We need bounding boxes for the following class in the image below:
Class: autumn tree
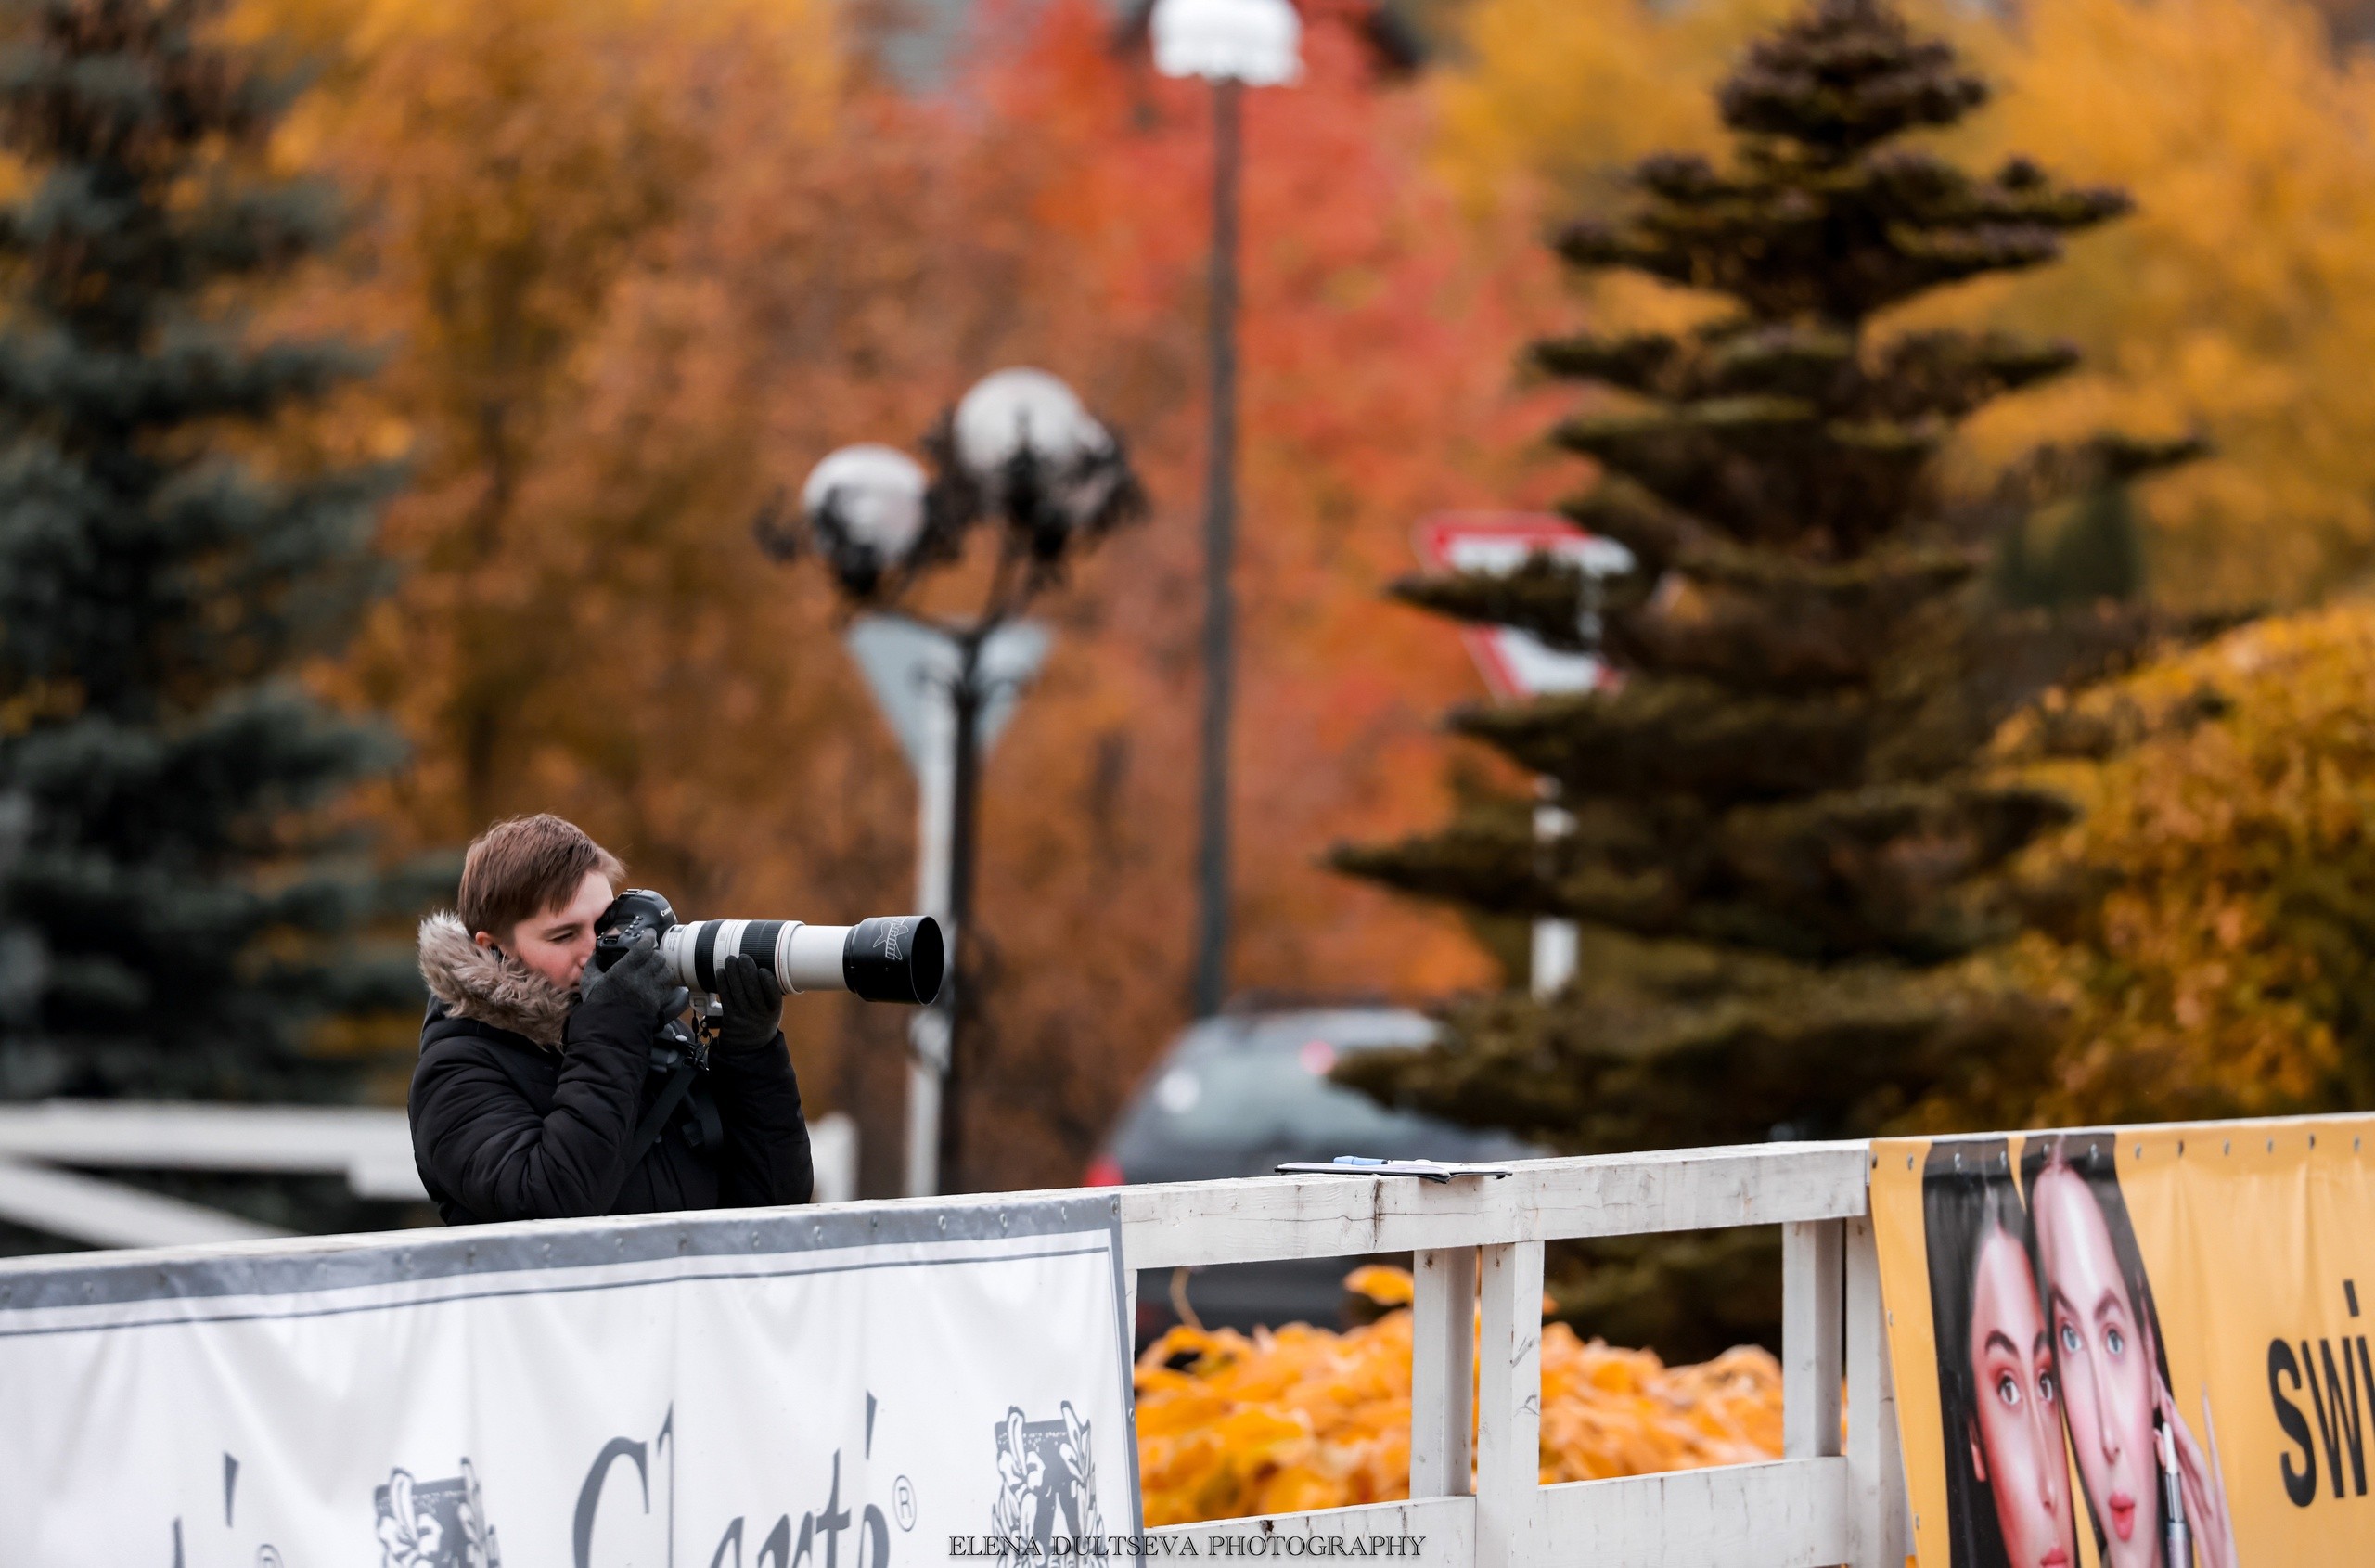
[1435,0,2375,613]
[1334,0,2192,1354]
[0,0,407,1101]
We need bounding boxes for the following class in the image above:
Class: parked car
[1085,1006,1537,1345]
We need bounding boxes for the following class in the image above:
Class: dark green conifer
[0,0,410,1104]
[1332,0,2196,1354]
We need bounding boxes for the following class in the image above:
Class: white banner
[0,1194,1140,1567]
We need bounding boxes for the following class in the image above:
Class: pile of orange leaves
[1135,1266,1783,1525]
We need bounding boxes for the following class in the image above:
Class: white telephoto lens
[780,922,850,994]
[659,924,700,991]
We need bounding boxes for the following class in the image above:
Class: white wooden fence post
[1783,1217,1844,1459]
[1473,1240,1543,1568]
[1844,1211,1909,1568]
[1410,1245,1478,1497]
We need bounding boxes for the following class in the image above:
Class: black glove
[577,934,678,1026]
[713,952,785,1053]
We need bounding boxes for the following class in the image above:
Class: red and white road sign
[1412,512,1632,699]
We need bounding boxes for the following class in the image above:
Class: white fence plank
[1472,1241,1544,1568]
[1409,1245,1477,1498]
[1117,1144,1868,1271]
[1152,1496,1471,1568]
[0,1099,423,1199]
[1525,1457,1852,1568]
[1781,1218,1843,1460]
[0,1157,289,1248]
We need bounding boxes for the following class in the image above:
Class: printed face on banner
[1875,1121,2375,1568]
[0,1200,1140,1568]
[1965,1222,2074,1568]
[2029,1156,2167,1568]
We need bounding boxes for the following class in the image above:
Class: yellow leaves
[1430,0,1788,213]
[1932,0,2375,610]
[1996,605,2375,1122]
[1537,1341,1780,1484]
[1342,1265,1415,1306]
[1136,1315,1415,1526]
[1135,1269,1781,1526]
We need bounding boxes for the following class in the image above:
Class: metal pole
[902,662,957,1198]
[1191,76,1242,1019]
[938,636,985,1192]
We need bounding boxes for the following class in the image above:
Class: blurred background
[3,0,2374,1403]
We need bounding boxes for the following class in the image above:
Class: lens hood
[843,915,944,1005]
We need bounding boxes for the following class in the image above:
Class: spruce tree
[1334,0,2196,1354]
[0,0,406,1104]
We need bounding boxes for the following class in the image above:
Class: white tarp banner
[0,1194,1141,1568]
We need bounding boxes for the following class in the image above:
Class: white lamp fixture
[1150,0,1303,84]
[951,369,1109,476]
[802,443,929,560]
[952,367,1131,537]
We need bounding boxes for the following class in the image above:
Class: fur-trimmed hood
[417,911,575,1048]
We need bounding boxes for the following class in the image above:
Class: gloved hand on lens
[714,952,785,1053]
[578,933,680,1024]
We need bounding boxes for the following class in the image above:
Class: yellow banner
[1874,1116,2375,1568]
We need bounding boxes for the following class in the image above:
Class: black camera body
[591,889,679,971]
[591,890,944,1007]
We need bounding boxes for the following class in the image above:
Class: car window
[1126,1014,1443,1150]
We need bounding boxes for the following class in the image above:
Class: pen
[2157,1413,2190,1568]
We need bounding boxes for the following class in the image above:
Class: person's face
[476,869,613,992]
[1967,1227,2073,1568]
[2032,1163,2161,1568]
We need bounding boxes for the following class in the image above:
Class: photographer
[409,815,812,1223]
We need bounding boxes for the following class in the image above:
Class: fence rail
[0,1099,859,1246]
[0,1127,1905,1564]
[1117,1141,1906,1568]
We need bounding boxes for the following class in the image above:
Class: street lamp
[1151,0,1301,1019]
[798,443,930,598]
[760,369,1143,1196]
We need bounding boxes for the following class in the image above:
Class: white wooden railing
[1114,1141,1906,1568]
[0,1099,860,1245]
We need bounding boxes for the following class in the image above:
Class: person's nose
[2087,1351,2120,1463]
[2031,1397,2061,1514]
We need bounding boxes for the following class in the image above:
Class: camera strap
[625,1060,700,1172]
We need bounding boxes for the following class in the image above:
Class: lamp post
[761,369,1143,1196]
[1151,0,1300,1020]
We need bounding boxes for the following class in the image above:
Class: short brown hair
[457,815,626,942]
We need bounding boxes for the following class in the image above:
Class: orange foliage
[1134,1270,1781,1525]
[1992,605,2375,1123]
[260,0,1568,1181]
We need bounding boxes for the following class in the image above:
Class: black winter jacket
[408,912,811,1225]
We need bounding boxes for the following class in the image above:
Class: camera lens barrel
[658,916,944,1006]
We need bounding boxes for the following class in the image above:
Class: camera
[591,889,944,1006]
